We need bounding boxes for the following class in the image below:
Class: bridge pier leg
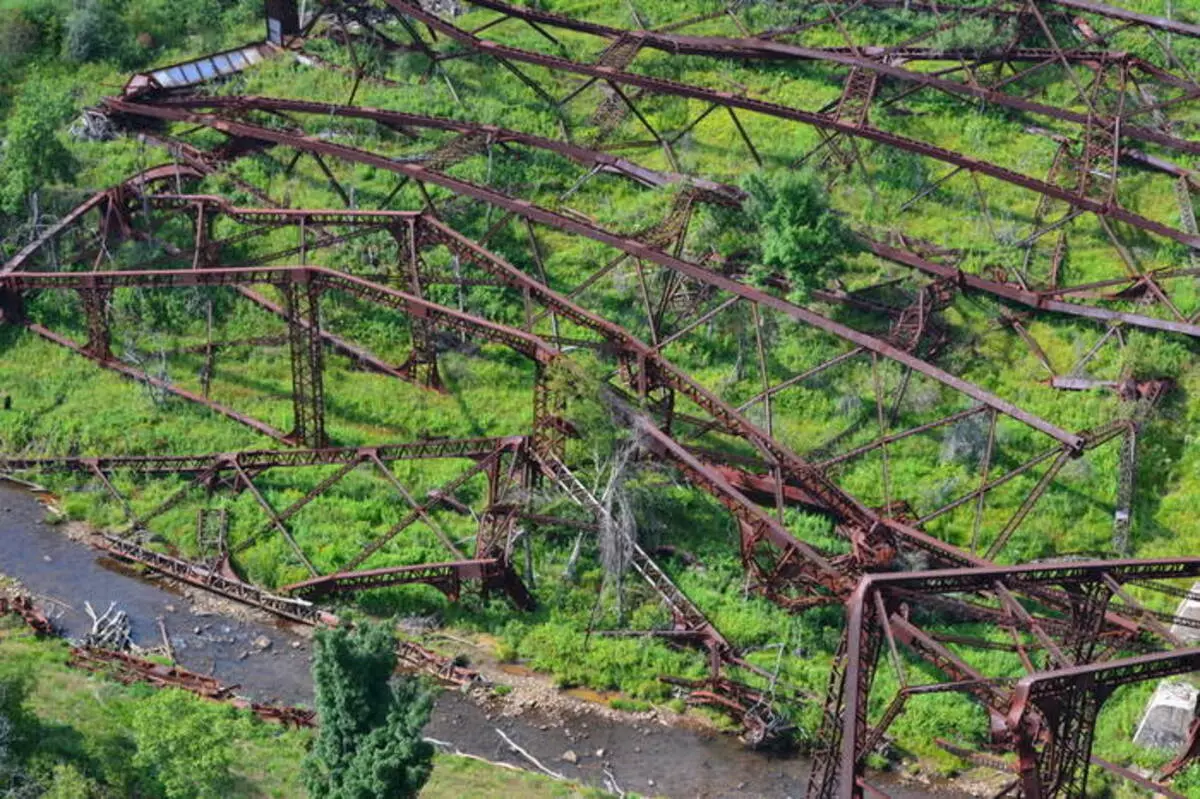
[280,274,327,448]
[80,287,112,361]
[532,363,568,462]
[393,221,443,391]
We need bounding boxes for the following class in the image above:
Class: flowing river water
[0,482,964,799]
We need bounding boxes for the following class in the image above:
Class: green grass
[0,621,614,798]
[2,0,1200,788]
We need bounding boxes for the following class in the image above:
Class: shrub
[0,75,77,214]
[129,689,238,799]
[742,171,859,294]
[63,0,128,63]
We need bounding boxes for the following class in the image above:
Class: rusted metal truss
[357,0,1199,252]
[68,644,319,728]
[0,594,57,636]
[12,432,536,598]
[808,559,1200,799]
[1,2,1196,786]
[2,173,1144,605]
[282,558,535,608]
[308,0,1200,325]
[4,159,1175,781]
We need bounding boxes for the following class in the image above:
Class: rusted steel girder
[280,558,535,608]
[68,644,319,727]
[49,185,1106,581]
[451,0,1199,157]
[12,175,1116,586]
[98,100,1085,451]
[0,594,56,636]
[0,437,523,474]
[366,0,1200,251]
[97,534,331,624]
[867,237,1200,338]
[138,96,744,204]
[1009,648,1200,799]
[808,559,1200,799]
[4,264,851,602]
[1,163,205,275]
[790,0,1200,41]
[25,183,1002,575]
[279,272,326,447]
[1,268,553,361]
[2,265,563,448]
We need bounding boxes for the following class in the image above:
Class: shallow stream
[0,482,961,798]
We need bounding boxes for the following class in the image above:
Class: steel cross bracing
[97,100,1085,445]
[0,264,854,600]
[7,207,1191,786]
[11,14,1200,782]
[528,445,796,744]
[86,101,1158,570]
[352,0,1200,253]
[11,436,539,607]
[447,0,1200,157]
[9,98,1118,568]
[184,39,1192,333]
[53,103,1200,343]
[78,94,1198,339]
[807,559,1200,799]
[5,164,1139,593]
[317,0,1200,319]
[11,85,1161,604]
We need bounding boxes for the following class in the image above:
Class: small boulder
[252,635,272,651]
[560,750,578,765]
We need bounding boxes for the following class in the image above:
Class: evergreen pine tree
[303,622,434,799]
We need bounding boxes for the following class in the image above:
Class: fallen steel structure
[1,0,1197,792]
[298,0,1200,325]
[809,560,1200,799]
[68,644,318,728]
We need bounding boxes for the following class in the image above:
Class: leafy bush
[697,170,858,296]
[0,75,77,215]
[62,0,129,63]
[742,171,859,294]
[130,690,238,799]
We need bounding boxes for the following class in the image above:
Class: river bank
[0,481,972,798]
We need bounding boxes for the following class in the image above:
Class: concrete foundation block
[1134,680,1198,751]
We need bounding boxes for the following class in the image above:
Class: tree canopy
[303,622,434,799]
[0,76,76,216]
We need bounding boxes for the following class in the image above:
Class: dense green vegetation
[305,622,435,799]
[1,0,1199,794]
